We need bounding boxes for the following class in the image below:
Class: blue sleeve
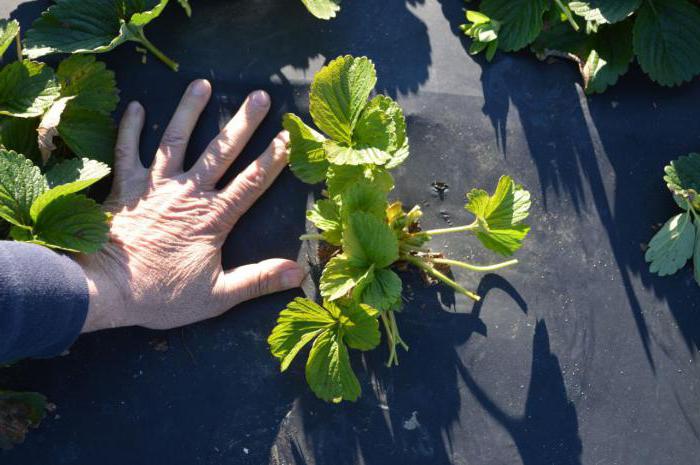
[0,241,89,364]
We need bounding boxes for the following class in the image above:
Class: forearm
[0,241,89,363]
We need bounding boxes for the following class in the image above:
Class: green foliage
[300,0,342,20]
[0,150,110,253]
[665,153,700,211]
[0,60,60,118]
[647,153,700,285]
[270,56,532,402]
[461,0,700,93]
[24,0,184,71]
[466,176,532,256]
[268,297,379,402]
[0,19,19,59]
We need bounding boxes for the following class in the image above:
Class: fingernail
[281,267,304,288]
[127,101,142,113]
[191,79,210,96]
[250,90,270,108]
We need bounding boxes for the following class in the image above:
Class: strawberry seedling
[268,55,532,402]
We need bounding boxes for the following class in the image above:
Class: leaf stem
[402,254,481,301]
[380,312,398,366]
[14,31,22,59]
[134,28,179,71]
[423,221,479,236]
[432,257,519,272]
[389,311,408,351]
[299,233,324,241]
[554,0,580,31]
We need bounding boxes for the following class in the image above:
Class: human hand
[78,79,304,332]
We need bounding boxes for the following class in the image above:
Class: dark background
[1,0,700,464]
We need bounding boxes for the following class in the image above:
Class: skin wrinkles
[76,79,305,332]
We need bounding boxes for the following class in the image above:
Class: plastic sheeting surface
[2,1,699,464]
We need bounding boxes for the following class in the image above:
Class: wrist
[80,264,128,333]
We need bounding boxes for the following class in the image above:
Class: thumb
[215,258,305,308]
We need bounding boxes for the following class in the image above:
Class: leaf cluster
[0,151,111,253]
[269,55,532,402]
[0,22,117,253]
[461,0,700,93]
[24,0,191,71]
[646,153,700,285]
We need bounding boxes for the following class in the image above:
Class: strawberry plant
[23,0,192,72]
[646,153,700,285]
[0,21,116,255]
[268,55,532,403]
[461,0,700,94]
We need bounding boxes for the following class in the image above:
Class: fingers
[150,79,212,180]
[189,90,271,189]
[112,101,147,195]
[215,131,289,224]
[213,258,304,308]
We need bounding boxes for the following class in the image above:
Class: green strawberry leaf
[341,301,380,350]
[480,0,549,52]
[353,95,409,169]
[340,179,388,222]
[300,0,341,19]
[307,198,342,245]
[0,117,41,164]
[31,160,110,222]
[39,55,118,163]
[664,152,700,211]
[268,297,337,371]
[568,0,641,25]
[343,211,399,269]
[320,254,370,300]
[466,175,532,256]
[45,158,111,189]
[283,113,329,184]
[306,328,359,403]
[645,212,696,276]
[0,390,48,450]
[582,20,634,94]
[268,297,379,403]
[357,267,402,312]
[310,55,376,145]
[323,141,393,166]
[32,193,109,253]
[0,19,19,59]
[24,0,178,71]
[0,149,47,227]
[0,60,60,118]
[326,164,394,198]
[56,55,119,114]
[633,0,700,87]
[55,106,116,164]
